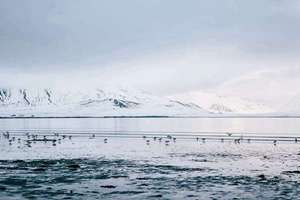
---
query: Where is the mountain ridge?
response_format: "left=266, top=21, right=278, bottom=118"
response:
left=0, top=87, right=279, bottom=117
left=0, top=87, right=207, bottom=117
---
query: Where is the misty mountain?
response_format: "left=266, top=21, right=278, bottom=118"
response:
left=279, top=93, right=300, bottom=114
left=216, top=68, right=300, bottom=110
left=169, top=90, right=273, bottom=114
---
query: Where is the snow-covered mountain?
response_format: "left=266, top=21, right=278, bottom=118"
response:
left=0, top=87, right=207, bottom=117
left=0, top=85, right=278, bottom=117
left=169, top=91, right=273, bottom=114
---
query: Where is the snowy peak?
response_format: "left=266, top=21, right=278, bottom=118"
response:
left=0, top=88, right=54, bottom=106
left=209, top=104, right=233, bottom=114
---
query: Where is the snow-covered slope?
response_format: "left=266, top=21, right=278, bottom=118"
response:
left=169, top=91, right=273, bottom=114
left=0, top=87, right=207, bottom=117
left=216, top=67, right=300, bottom=110
left=279, top=93, right=300, bottom=114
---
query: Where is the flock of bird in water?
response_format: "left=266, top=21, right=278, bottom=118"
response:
left=1, top=130, right=300, bottom=148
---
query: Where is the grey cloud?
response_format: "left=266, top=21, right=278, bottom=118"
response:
left=0, top=0, right=299, bottom=93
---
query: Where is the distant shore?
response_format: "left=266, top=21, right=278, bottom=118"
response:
left=1, top=115, right=300, bottom=119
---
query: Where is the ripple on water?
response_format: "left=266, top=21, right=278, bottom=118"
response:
left=0, top=157, right=300, bottom=199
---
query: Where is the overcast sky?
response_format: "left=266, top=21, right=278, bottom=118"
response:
left=1, top=0, right=300, bottom=96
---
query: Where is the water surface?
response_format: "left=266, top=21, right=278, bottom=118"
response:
left=0, top=118, right=300, bottom=199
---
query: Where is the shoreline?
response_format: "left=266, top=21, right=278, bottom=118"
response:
left=1, top=115, right=300, bottom=119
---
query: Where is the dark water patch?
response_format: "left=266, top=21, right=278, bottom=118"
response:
left=282, top=170, right=300, bottom=175
left=136, top=163, right=214, bottom=176
left=89, top=190, right=100, bottom=194
left=0, top=185, right=6, bottom=191
left=1, top=158, right=300, bottom=199
left=20, top=189, right=76, bottom=200
left=136, top=176, right=171, bottom=183
left=186, top=194, right=198, bottom=197
left=169, top=152, right=242, bottom=159
left=93, top=174, right=110, bottom=180
left=136, top=177, right=151, bottom=180
left=152, top=164, right=207, bottom=172
left=32, top=167, right=47, bottom=172
left=22, top=193, right=37, bottom=199
left=138, top=183, right=149, bottom=187
left=110, top=175, right=129, bottom=179
left=66, top=164, right=80, bottom=171
left=0, top=166, right=29, bottom=170
left=191, top=158, right=210, bottom=162
left=100, top=185, right=116, bottom=189
left=50, top=176, right=77, bottom=184
left=148, top=194, right=163, bottom=198
left=0, top=178, right=27, bottom=186
left=103, top=190, right=145, bottom=195
left=257, top=174, right=267, bottom=180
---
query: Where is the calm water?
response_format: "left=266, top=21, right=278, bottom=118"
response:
left=1, top=117, right=300, bottom=134
left=1, top=118, right=300, bottom=200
